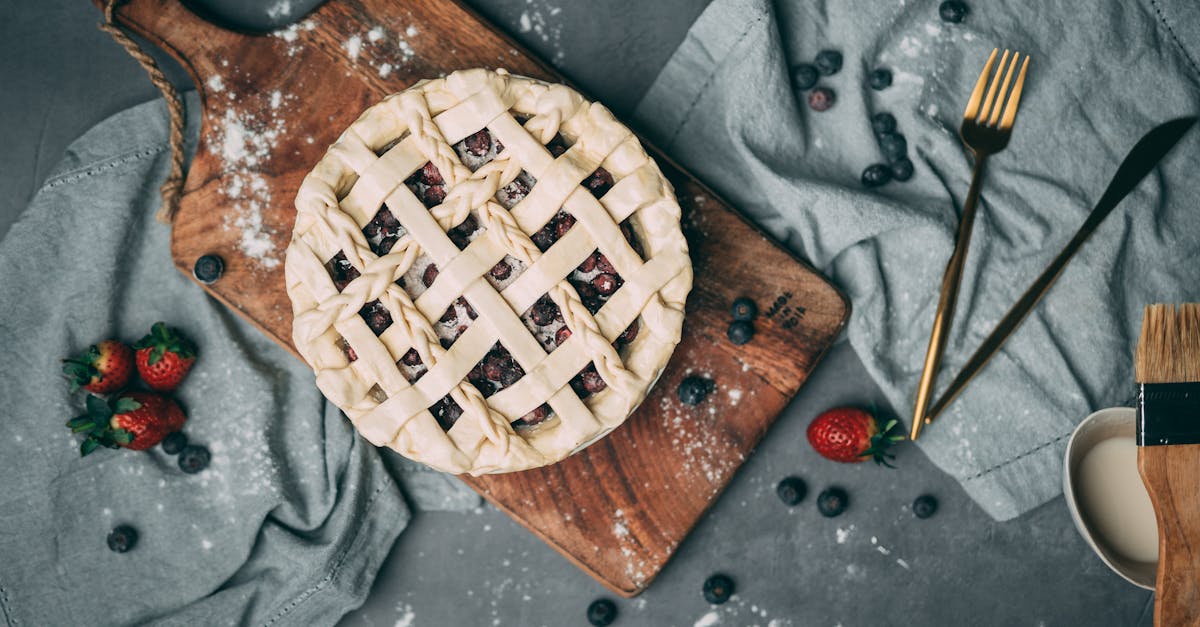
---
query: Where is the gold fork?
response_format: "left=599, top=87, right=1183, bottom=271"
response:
left=909, top=49, right=1031, bottom=441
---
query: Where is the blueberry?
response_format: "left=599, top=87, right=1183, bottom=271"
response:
left=891, top=157, right=915, bottom=182
left=776, top=476, right=807, bottom=506
left=878, top=132, right=908, bottom=162
left=161, top=431, right=188, bottom=455
left=807, top=87, right=836, bottom=112
left=677, top=375, right=715, bottom=406
left=731, top=297, right=758, bottom=322
left=939, top=0, right=968, bottom=23
left=107, top=525, right=138, bottom=553
left=868, top=68, right=893, bottom=91
left=871, top=112, right=897, bottom=136
left=178, top=445, right=211, bottom=474
left=193, top=254, right=224, bottom=284
left=790, top=63, right=819, bottom=91
left=861, top=164, right=892, bottom=188
left=586, top=599, right=618, bottom=627
left=702, top=573, right=736, bottom=604
left=913, top=494, right=939, bottom=519
left=817, top=487, right=849, bottom=517
left=814, top=49, right=843, bottom=76
left=727, top=321, right=755, bottom=345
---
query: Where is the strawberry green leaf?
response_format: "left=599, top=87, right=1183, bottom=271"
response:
left=112, top=429, right=134, bottom=445
left=113, top=397, right=141, bottom=413
left=150, top=345, right=165, bottom=366
left=863, top=413, right=902, bottom=468
left=85, top=394, right=112, bottom=419
left=67, top=415, right=94, bottom=432
left=135, top=322, right=197, bottom=361
left=62, top=360, right=98, bottom=392
left=80, top=438, right=100, bottom=457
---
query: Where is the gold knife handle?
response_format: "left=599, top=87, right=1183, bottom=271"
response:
left=911, top=155, right=988, bottom=440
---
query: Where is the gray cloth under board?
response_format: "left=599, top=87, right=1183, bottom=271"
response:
left=0, top=93, right=477, bottom=626
left=634, top=0, right=1200, bottom=520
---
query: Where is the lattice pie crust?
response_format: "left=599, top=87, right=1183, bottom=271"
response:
left=286, top=68, right=691, bottom=474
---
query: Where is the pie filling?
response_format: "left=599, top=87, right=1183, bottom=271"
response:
left=324, top=126, right=642, bottom=433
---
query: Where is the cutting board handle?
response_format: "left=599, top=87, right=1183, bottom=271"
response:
left=1139, top=445, right=1200, bottom=626
left=93, top=0, right=247, bottom=87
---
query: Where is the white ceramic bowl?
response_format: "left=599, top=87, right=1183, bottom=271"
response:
left=1062, top=406, right=1157, bottom=590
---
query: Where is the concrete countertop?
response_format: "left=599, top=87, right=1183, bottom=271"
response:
left=1, top=1, right=1152, bottom=625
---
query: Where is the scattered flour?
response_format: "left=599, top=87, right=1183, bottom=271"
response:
left=654, top=359, right=747, bottom=485
left=393, top=602, right=416, bottom=627
left=197, top=63, right=303, bottom=269
left=265, top=0, right=292, bottom=20
left=835, top=524, right=855, bottom=544
left=339, top=25, right=420, bottom=77
left=343, top=35, right=363, bottom=61
left=517, top=0, right=565, bottom=64
left=201, top=538, right=213, bottom=550
left=693, top=594, right=794, bottom=627
left=898, top=34, right=925, bottom=58
left=211, top=105, right=286, bottom=269
left=612, top=509, right=630, bottom=538
left=272, top=18, right=318, bottom=56
left=608, top=508, right=648, bottom=587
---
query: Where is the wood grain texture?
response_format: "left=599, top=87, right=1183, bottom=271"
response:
left=100, top=0, right=849, bottom=596
left=1139, top=445, right=1200, bottom=626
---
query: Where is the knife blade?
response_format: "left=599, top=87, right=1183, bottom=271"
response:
left=923, top=115, right=1199, bottom=427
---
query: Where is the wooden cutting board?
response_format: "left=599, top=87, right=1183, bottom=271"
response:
left=102, top=0, right=849, bottom=596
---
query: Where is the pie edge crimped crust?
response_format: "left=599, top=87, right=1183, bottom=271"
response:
left=285, top=68, right=692, bottom=475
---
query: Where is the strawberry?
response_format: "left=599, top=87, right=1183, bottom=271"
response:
left=66, top=392, right=186, bottom=455
left=62, top=340, right=134, bottom=394
left=133, top=322, right=197, bottom=391
left=806, top=406, right=903, bottom=466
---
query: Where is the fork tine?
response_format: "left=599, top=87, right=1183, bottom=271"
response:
left=987, top=52, right=1021, bottom=126
left=979, top=49, right=1010, bottom=123
left=962, top=48, right=998, bottom=121
left=998, top=55, right=1031, bottom=131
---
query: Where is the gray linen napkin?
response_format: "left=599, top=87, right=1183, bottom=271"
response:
left=0, top=93, right=472, bottom=625
left=635, top=0, right=1200, bottom=520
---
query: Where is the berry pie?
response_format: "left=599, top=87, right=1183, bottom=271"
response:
left=286, top=69, right=691, bottom=474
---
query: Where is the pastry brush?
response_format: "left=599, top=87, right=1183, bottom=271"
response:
left=1135, top=303, right=1200, bottom=625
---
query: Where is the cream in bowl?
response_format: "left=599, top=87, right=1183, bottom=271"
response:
left=1063, top=406, right=1159, bottom=589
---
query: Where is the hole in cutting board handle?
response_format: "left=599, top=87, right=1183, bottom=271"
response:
left=180, top=0, right=327, bottom=34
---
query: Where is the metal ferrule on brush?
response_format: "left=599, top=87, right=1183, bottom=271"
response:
left=1138, top=382, right=1200, bottom=446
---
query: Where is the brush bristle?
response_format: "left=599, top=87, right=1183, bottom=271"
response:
left=1135, top=303, right=1200, bottom=384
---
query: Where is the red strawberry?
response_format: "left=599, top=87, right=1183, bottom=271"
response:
left=806, top=407, right=903, bottom=466
left=133, top=322, right=197, bottom=391
left=66, top=392, right=186, bottom=455
left=62, top=340, right=134, bottom=394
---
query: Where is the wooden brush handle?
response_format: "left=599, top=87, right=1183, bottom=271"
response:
left=1139, top=445, right=1200, bottom=626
